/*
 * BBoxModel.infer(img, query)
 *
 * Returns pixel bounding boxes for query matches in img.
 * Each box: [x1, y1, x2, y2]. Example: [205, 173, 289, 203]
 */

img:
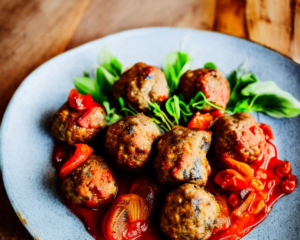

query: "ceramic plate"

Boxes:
[1, 28, 300, 240]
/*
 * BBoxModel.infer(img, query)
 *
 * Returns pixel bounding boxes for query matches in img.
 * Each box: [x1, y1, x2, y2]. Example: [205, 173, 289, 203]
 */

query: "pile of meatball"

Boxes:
[51, 62, 266, 240]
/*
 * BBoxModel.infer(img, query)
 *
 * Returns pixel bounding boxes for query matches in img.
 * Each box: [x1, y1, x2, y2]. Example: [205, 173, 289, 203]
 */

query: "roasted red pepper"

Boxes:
[228, 193, 241, 208]
[187, 112, 213, 130]
[281, 173, 297, 194]
[274, 160, 291, 178]
[59, 144, 93, 178]
[215, 169, 248, 191]
[211, 109, 225, 119]
[77, 106, 100, 129]
[68, 89, 101, 111]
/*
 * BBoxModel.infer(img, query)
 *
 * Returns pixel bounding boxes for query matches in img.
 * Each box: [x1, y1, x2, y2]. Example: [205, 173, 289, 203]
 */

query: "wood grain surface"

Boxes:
[67, 0, 216, 49]
[0, 0, 299, 239]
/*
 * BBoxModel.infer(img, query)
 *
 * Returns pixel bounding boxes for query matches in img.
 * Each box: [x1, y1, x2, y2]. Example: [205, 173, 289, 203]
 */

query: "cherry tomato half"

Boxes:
[274, 161, 291, 178]
[281, 174, 297, 194]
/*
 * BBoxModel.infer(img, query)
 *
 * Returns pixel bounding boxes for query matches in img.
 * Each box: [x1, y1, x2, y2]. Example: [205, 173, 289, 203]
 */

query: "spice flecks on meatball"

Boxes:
[51, 102, 106, 145]
[160, 183, 220, 240]
[105, 113, 161, 171]
[113, 62, 169, 111]
[179, 69, 230, 111]
[154, 126, 211, 186]
[212, 112, 266, 163]
[61, 154, 117, 207]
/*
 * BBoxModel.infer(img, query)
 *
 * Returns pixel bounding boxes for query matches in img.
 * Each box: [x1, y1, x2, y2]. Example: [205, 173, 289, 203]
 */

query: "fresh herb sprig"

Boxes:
[163, 51, 193, 95]
[165, 91, 224, 127]
[148, 102, 174, 132]
[74, 46, 123, 104]
[226, 63, 300, 118]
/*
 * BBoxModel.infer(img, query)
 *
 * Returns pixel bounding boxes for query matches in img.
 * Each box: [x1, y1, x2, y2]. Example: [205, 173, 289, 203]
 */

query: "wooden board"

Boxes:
[67, 0, 216, 48]
[0, 0, 90, 120]
[214, 0, 248, 38]
[246, 0, 294, 57]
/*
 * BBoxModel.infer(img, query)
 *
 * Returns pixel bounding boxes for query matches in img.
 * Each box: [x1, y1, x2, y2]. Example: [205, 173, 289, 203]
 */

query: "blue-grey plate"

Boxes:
[1, 28, 300, 240]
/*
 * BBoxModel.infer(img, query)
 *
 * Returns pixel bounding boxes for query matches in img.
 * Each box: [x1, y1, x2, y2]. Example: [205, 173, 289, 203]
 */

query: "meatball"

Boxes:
[113, 62, 169, 111]
[160, 183, 220, 240]
[178, 69, 230, 111]
[61, 154, 117, 207]
[51, 102, 106, 145]
[154, 126, 211, 186]
[212, 112, 266, 163]
[105, 113, 161, 171]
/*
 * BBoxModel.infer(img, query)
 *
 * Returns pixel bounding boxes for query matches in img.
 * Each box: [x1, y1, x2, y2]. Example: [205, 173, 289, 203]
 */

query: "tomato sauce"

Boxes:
[52, 126, 297, 240]
[206, 141, 297, 240]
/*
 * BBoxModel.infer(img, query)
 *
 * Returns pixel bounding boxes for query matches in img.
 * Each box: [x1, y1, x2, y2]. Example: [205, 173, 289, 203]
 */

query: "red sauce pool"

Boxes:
[52, 133, 297, 240]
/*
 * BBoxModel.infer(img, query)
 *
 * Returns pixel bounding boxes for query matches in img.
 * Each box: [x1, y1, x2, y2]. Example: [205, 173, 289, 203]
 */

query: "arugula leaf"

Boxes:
[235, 81, 300, 118]
[204, 62, 217, 70]
[163, 51, 193, 94]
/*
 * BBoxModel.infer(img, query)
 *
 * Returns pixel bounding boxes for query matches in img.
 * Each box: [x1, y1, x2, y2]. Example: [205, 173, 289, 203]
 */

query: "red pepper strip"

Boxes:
[187, 112, 213, 130]
[59, 144, 93, 178]
[211, 109, 224, 119]
[68, 89, 86, 110]
[215, 169, 248, 191]
[281, 174, 297, 194]
[82, 94, 102, 109]
[220, 155, 254, 177]
[228, 193, 241, 208]
[274, 160, 291, 178]
[259, 123, 274, 140]
[77, 106, 100, 129]
[68, 89, 101, 111]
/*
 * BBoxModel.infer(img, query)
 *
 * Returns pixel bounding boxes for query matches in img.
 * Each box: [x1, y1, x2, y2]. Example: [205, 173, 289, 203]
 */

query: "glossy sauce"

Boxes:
[52, 141, 164, 240]
[52, 132, 296, 240]
[206, 141, 293, 240]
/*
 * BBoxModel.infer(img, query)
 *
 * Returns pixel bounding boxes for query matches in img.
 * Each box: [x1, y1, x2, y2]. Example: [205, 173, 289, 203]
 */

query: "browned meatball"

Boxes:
[160, 183, 220, 240]
[113, 62, 169, 111]
[212, 112, 266, 163]
[61, 154, 117, 207]
[154, 126, 211, 186]
[105, 113, 161, 171]
[178, 69, 230, 111]
[51, 102, 106, 145]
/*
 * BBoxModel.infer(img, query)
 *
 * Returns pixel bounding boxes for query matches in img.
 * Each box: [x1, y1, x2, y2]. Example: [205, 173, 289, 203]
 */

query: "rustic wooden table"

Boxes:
[0, 0, 299, 239]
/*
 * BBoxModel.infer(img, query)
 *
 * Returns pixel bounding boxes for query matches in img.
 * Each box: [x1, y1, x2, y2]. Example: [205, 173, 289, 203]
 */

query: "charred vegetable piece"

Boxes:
[59, 144, 93, 178]
[101, 194, 150, 240]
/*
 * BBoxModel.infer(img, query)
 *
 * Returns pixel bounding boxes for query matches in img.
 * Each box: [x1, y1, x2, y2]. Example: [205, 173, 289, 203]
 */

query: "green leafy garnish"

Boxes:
[163, 51, 193, 94]
[227, 63, 300, 118]
[118, 97, 138, 116]
[234, 81, 300, 118]
[188, 91, 224, 111]
[204, 62, 217, 70]
[74, 46, 123, 104]
[148, 102, 174, 132]
[102, 101, 123, 125]
[226, 65, 259, 111]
